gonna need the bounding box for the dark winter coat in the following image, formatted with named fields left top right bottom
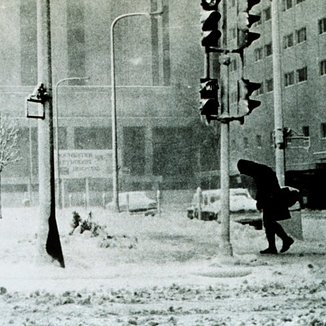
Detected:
left=237, top=159, right=291, bottom=221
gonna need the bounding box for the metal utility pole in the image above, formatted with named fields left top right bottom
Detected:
left=54, top=76, right=89, bottom=209
left=219, top=0, right=233, bottom=256
left=37, top=0, right=64, bottom=267
left=28, top=119, right=33, bottom=205
left=110, top=11, right=162, bottom=212
left=272, top=0, right=285, bottom=186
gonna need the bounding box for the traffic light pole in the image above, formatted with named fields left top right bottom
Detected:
left=271, top=0, right=285, bottom=186
left=37, top=0, right=64, bottom=267
left=219, top=0, right=233, bottom=256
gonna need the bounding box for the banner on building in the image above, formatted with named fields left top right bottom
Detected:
left=54, top=150, right=112, bottom=179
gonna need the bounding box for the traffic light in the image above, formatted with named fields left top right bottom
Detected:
left=237, top=0, right=261, bottom=48
left=200, top=0, right=222, bottom=49
left=200, top=78, right=219, bottom=123
left=238, top=78, right=261, bottom=115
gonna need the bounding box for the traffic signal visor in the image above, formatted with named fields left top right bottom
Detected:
left=241, top=78, right=261, bottom=97
left=200, top=78, right=218, bottom=98
left=200, top=10, right=222, bottom=47
left=200, top=98, right=218, bottom=122
left=201, top=0, right=220, bottom=11
left=237, top=12, right=260, bottom=31
left=239, top=78, right=261, bottom=114
left=200, top=78, right=218, bottom=123
left=247, top=0, right=260, bottom=11
left=237, top=0, right=261, bottom=48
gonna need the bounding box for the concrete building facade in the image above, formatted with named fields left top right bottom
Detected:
left=226, top=0, right=326, bottom=208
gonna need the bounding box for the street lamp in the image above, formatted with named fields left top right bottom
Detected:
left=54, top=76, right=90, bottom=208
left=110, top=11, right=162, bottom=212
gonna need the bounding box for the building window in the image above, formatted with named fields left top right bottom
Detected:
left=302, top=126, right=309, bottom=137
left=20, top=0, right=37, bottom=85
left=74, top=127, right=111, bottom=149
left=283, top=33, right=294, bottom=49
left=296, top=27, right=307, bottom=44
left=285, top=71, right=295, bottom=86
left=321, top=123, right=326, bottom=138
left=153, top=127, right=194, bottom=177
left=15, top=127, right=38, bottom=177
left=283, top=0, right=293, bottom=10
left=256, top=135, right=262, bottom=148
left=67, top=1, right=86, bottom=85
left=297, top=66, right=307, bottom=82
left=265, top=43, right=273, bottom=56
left=318, top=18, right=326, bottom=34
left=54, top=127, right=68, bottom=150
left=254, top=47, right=263, bottom=61
left=266, top=78, right=273, bottom=92
left=264, top=7, right=271, bottom=21
left=320, top=60, right=326, bottom=76
left=123, top=127, right=145, bottom=175
left=162, top=0, right=171, bottom=86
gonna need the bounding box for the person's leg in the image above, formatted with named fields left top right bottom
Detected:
left=274, top=221, right=289, bottom=240
left=260, top=218, right=278, bottom=254
left=274, top=221, right=294, bottom=253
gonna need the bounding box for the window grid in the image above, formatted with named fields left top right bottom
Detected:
left=318, top=18, right=326, bottom=34
left=265, top=43, right=272, bottom=56
left=321, top=123, right=326, bottom=139
left=264, top=7, right=271, bottom=21
left=284, top=71, right=295, bottom=87
left=266, top=79, right=273, bottom=92
left=296, top=27, right=307, bottom=44
left=283, top=0, right=293, bottom=11
left=297, top=67, right=307, bottom=82
left=302, top=126, right=309, bottom=137
left=283, top=33, right=294, bottom=49
left=320, top=60, right=326, bottom=76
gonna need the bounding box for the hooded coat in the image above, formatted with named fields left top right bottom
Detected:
left=237, top=159, right=291, bottom=221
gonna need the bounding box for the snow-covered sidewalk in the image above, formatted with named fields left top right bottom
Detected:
left=0, top=206, right=325, bottom=325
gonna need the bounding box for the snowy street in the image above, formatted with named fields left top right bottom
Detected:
left=0, top=205, right=325, bottom=325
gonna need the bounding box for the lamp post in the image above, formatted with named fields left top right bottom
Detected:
left=110, top=11, right=162, bottom=212
left=271, top=0, right=285, bottom=187
left=54, top=76, right=89, bottom=208
left=28, top=119, right=33, bottom=205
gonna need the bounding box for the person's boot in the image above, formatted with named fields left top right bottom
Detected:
left=260, top=247, right=278, bottom=254
left=261, top=228, right=278, bottom=254
left=280, top=237, right=294, bottom=253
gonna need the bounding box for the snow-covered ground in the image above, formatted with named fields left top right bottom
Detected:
left=0, top=203, right=325, bottom=325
